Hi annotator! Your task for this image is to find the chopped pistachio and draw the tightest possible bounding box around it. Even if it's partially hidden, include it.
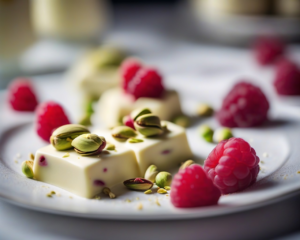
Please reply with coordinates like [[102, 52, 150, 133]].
[[144, 189, 152, 194], [62, 153, 70, 158], [137, 203, 143, 210], [197, 103, 214, 117], [172, 115, 190, 128], [128, 138, 144, 143], [199, 125, 214, 143], [29, 153, 35, 161], [157, 188, 167, 194], [164, 186, 171, 191]]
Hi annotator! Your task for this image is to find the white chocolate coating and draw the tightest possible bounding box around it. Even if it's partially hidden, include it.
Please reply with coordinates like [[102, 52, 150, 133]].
[[96, 88, 182, 128], [33, 144, 140, 198]]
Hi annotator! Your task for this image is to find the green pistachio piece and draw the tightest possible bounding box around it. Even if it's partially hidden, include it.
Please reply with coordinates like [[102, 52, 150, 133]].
[[179, 160, 195, 170], [157, 188, 167, 194], [78, 114, 92, 126], [134, 114, 163, 137], [197, 103, 214, 117], [155, 172, 172, 188], [172, 115, 190, 128], [105, 143, 116, 151], [71, 134, 106, 156], [111, 126, 137, 139], [144, 165, 159, 182], [199, 125, 214, 143], [89, 47, 126, 69], [130, 108, 152, 121], [50, 124, 90, 151], [21, 160, 34, 178], [213, 128, 233, 143], [128, 138, 143, 143], [123, 178, 153, 191]]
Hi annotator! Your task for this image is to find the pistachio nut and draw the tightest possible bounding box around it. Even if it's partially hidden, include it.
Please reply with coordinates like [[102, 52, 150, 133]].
[[134, 114, 163, 137], [50, 124, 90, 151], [197, 103, 214, 117], [128, 138, 143, 143], [111, 126, 137, 139], [213, 128, 233, 143], [21, 160, 34, 178], [172, 115, 190, 128], [179, 160, 195, 170], [144, 165, 159, 182], [89, 47, 125, 69], [198, 124, 214, 143], [164, 186, 171, 191], [157, 188, 167, 194], [155, 171, 172, 188], [102, 187, 116, 199], [78, 114, 92, 126], [72, 134, 106, 156], [144, 189, 152, 194], [105, 143, 116, 151], [123, 178, 153, 191], [130, 108, 152, 121]]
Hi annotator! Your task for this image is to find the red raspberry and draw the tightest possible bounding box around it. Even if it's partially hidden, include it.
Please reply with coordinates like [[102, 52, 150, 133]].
[[8, 78, 38, 111], [127, 67, 165, 100], [170, 165, 221, 208], [35, 101, 70, 142], [123, 115, 135, 129], [204, 138, 260, 194], [254, 37, 285, 65], [274, 59, 300, 95], [217, 82, 270, 128], [120, 58, 142, 93]]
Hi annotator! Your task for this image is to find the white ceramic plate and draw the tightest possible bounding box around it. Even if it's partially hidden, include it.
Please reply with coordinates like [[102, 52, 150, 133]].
[[1, 75, 300, 220]]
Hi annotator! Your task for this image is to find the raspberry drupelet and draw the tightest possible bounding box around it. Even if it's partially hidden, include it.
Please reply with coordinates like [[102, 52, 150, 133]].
[[120, 58, 142, 93], [35, 101, 70, 142], [204, 137, 260, 195], [170, 164, 221, 208], [217, 82, 270, 128], [8, 78, 38, 111]]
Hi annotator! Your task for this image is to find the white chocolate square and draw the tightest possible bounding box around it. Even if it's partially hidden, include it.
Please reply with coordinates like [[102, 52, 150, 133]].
[[95, 88, 182, 128], [95, 121, 193, 175], [33, 144, 141, 198]]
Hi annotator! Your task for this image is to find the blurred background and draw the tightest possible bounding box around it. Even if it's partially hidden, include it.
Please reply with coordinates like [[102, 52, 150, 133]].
[[1, 0, 300, 89]]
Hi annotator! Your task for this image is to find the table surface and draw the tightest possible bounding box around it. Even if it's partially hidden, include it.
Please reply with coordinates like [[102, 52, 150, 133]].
[[1, 5, 300, 240]]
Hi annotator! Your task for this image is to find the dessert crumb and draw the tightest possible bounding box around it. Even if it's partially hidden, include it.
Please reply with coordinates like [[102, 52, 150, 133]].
[[14, 160, 18, 164], [62, 153, 70, 158], [260, 161, 265, 164], [137, 203, 143, 210], [155, 198, 161, 206], [46, 193, 52, 198], [125, 199, 131, 203], [284, 175, 288, 180], [29, 153, 35, 161], [166, 194, 169, 197], [263, 152, 269, 158], [136, 197, 140, 200], [297, 171, 300, 174], [50, 191, 56, 195], [69, 196, 73, 199], [94, 196, 101, 200]]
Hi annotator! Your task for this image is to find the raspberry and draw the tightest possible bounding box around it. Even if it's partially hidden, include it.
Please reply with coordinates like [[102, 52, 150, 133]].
[[217, 82, 270, 128], [35, 101, 70, 142], [254, 37, 285, 65], [170, 165, 221, 208], [120, 58, 142, 93], [204, 138, 260, 194], [274, 59, 300, 95], [8, 78, 38, 111], [123, 115, 135, 129], [127, 67, 165, 100]]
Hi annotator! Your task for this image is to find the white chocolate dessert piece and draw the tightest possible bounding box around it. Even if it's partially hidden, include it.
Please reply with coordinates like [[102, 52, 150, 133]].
[[195, 0, 270, 17], [275, 0, 300, 17], [66, 47, 124, 99], [95, 121, 193, 175], [96, 88, 182, 128], [33, 144, 140, 198]]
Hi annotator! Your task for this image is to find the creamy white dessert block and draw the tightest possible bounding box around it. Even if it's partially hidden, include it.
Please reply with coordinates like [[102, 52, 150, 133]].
[[33, 144, 140, 198], [95, 121, 193, 175], [96, 88, 182, 128], [66, 48, 122, 99]]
